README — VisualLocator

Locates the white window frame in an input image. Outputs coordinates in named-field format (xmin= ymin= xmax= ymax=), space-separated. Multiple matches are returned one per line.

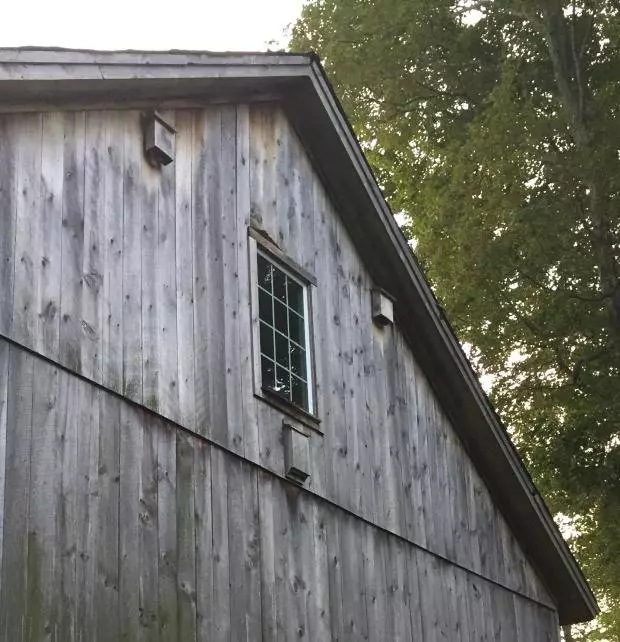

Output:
xmin=248 ymin=228 xmax=320 ymax=429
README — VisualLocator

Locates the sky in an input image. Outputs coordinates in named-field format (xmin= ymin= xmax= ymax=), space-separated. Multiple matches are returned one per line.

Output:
xmin=0 ymin=0 xmax=306 ymax=51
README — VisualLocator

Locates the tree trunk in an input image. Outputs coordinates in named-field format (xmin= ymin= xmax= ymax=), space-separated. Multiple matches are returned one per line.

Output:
xmin=539 ymin=2 xmax=620 ymax=337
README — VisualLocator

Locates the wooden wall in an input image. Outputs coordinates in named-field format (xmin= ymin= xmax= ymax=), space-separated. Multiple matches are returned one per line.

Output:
xmin=0 ymin=104 xmax=560 ymax=639
xmin=0 ymin=339 xmax=560 ymax=641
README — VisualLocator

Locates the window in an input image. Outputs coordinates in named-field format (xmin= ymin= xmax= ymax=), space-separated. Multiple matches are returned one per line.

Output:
xmin=256 ymin=250 xmax=314 ymax=414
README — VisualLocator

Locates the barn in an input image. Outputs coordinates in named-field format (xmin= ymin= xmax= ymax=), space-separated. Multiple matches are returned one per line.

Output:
xmin=0 ymin=48 xmax=597 ymax=640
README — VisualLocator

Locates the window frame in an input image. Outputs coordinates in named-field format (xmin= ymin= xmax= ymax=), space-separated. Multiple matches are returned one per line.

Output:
xmin=248 ymin=227 xmax=321 ymax=432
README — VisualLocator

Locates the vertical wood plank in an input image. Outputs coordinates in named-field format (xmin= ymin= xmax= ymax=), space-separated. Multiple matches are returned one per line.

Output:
xmin=325 ymin=504 xmax=345 ymax=642
xmin=221 ymin=105 xmax=243 ymax=453
xmin=37 ymin=112 xmax=64 ymax=360
xmin=56 ymin=364 xmax=80 ymax=641
xmin=123 ymin=113 xmax=144 ymax=403
xmin=205 ymin=107 xmax=227 ymax=445
xmin=0 ymin=346 xmax=34 ymax=640
xmin=0 ymin=341 xmax=7 ymax=611
xmin=307 ymin=499 xmax=331 ymax=642
xmin=194 ymin=439 xmax=213 ymax=640
xmin=12 ymin=113 xmax=42 ymax=348
xmin=0 ymin=116 xmax=16 ymax=336
xmin=283 ymin=485 xmax=311 ymax=642
xmin=156 ymin=111 xmax=180 ymax=423
xmin=119 ymin=403 xmax=142 ymax=642
xmin=81 ymin=111 xmax=106 ymax=383
xmin=141 ymin=151 xmax=161 ymax=413
xmin=96 ymin=392 xmax=121 ymax=642
xmin=157 ymin=419 xmax=178 ymax=642
xmin=25 ymin=360 xmax=60 ymax=642
xmin=0 ymin=340 xmax=7 ymax=603
xmin=236 ymin=103 xmax=259 ymax=463
xmin=139 ymin=415 xmax=160 ymax=642
xmin=192 ymin=109 xmax=211 ymax=439
xmin=363 ymin=525 xmax=386 ymax=642
xmin=176 ymin=431 xmax=197 ymax=642
xmin=174 ymin=110 xmax=196 ymax=432
xmin=228 ymin=459 xmax=262 ymax=641
xmin=76 ymin=380 xmax=100 ymax=642
xmin=101 ymin=113 xmax=124 ymax=392
xmin=210 ymin=446 xmax=231 ymax=642
xmin=59 ymin=111 xmax=86 ymax=374
xmin=258 ymin=471 xmax=278 ymax=641
xmin=340 ymin=514 xmax=368 ymax=642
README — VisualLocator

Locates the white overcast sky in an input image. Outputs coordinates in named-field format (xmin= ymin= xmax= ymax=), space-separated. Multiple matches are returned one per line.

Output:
xmin=0 ymin=0 xmax=306 ymax=51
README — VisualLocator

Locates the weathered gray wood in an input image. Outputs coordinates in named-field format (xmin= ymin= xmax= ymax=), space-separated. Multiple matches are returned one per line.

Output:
xmin=176 ymin=431 xmax=197 ymax=642
xmin=96 ymin=392 xmax=121 ymax=642
xmin=307 ymin=498 xmax=331 ymax=642
xmin=76 ymin=378 xmax=100 ymax=642
xmin=325 ymin=504 xmax=345 ymax=642
xmin=156 ymin=111 xmax=180 ymax=423
xmin=283 ymin=485 xmax=311 ymax=642
xmin=204 ymin=107 xmax=227 ymax=446
xmin=0 ymin=341 xmax=8 ymax=609
xmin=191 ymin=109 xmax=211 ymax=439
xmin=221 ymin=105 xmax=244 ymax=454
xmin=194 ymin=438 xmax=213 ymax=640
xmin=123 ymin=113 xmax=144 ymax=404
xmin=141 ymin=151 xmax=160 ymax=413
xmin=0 ymin=103 xmax=568 ymax=637
xmin=340 ymin=513 xmax=368 ymax=642
xmin=25 ymin=358 xmax=59 ymax=641
xmin=258 ymin=471 xmax=278 ymax=641
xmin=12 ymin=114 xmax=42 ymax=348
xmin=37 ymin=112 xmax=63 ymax=359
xmin=81 ymin=111 xmax=106 ymax=382
xmin=235 ymin=103 xmax=260 ymax=463
xmin=119 ymin=400 xmax=142 ymax=641
xmin=0 ymin=117 xmax=16 ymax=336
xmin=157 ymin=418 xmax=178 ymax=642
xmin=140 ymin=414 xmax=160 ymax=641
xmin=228 ymin=459 xmax=262 ymax=641
xmin=0 ymin=345 xmax=34 ymax=640
xmin=210 ymin=446 xmax=231 ymax=641
xmin=101 ymin=112 xmax=124 ymax=392
xmin=57 ymin=360 xmax=80 ymax=640
xmin=174 ymin=110 xmax=196 ymax=432
xmin=59 ymin=111 xmax=86 ymax=374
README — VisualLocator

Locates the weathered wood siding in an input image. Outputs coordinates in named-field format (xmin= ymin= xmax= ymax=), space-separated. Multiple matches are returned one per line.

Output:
xmin=0 ymin=339 xmax=560 ymax=641
xmin=0 ymin=104 xmax=559 ymax=639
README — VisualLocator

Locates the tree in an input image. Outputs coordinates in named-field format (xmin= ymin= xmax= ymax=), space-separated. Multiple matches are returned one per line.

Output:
xmin=291 ymin=0 xmax=620 ymax=637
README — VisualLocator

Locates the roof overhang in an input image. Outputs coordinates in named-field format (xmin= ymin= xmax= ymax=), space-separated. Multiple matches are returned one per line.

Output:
xmin=0 ymin=47 xmax=599 ymax=624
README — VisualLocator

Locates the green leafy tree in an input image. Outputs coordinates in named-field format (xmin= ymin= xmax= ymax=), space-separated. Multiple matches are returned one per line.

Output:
xmin=292 ymin=0 xmax=620 ymax=637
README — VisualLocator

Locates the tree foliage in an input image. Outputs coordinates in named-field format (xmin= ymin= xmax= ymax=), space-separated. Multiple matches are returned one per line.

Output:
xmin=292 ymin=0 xmax=620 ymax=637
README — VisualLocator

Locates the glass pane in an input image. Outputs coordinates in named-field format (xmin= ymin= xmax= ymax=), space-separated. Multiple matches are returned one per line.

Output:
xmin=289 ymin=310 xmax=305 ymax=347
xmin=287 ymin=279 xmax=304 ymax=314
xmin=273 ymin=267 xmax=287 ymax=303
xmin=290 ymin=343 xmax=306 ymax=379
xmin=258 ymin=288 xmax=273 ymax=326
xmin=274 ymin=299 xmax=288 ymax=334
xmin=275 ymin=366 xmax=291 ymax=399
xmin=257 ymin=254 xmax=272 ymax=292
xmin=259 ymin=321 xmax=274 ymax=359
xmin=261 ymin=356 xmax=275 ymax=390
xmin=275 ymin=331 xmax=289 ymax=369
xmin=292 ymin=375 xmax=308 ymax=409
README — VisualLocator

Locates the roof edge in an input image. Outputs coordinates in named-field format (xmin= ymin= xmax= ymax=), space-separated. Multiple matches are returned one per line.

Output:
xmin=303 ymin=56 xmax=598 ymax=624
